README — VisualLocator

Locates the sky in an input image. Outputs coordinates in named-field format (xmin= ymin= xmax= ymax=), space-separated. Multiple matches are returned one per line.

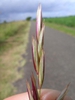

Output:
xmin=0 ymin=0 xmax=75 ymax=22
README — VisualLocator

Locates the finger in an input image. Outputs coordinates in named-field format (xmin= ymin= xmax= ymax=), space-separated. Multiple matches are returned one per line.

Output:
xmin=4 ymin=89 xmax=72 ymax=100
xmin=41 ymin=89 xmax=72 ymax=100
xmin=4 ymin=92 xmax=29 ymax=100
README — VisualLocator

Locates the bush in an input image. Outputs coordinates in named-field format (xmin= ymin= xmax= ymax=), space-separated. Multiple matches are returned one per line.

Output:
xmin=3 ymin=20 xmax=7 ymax=24
xmin=26 ymin=17 xmax=32 ymax=21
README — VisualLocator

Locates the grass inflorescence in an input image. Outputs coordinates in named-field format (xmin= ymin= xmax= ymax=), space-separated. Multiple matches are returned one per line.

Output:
xmin=27 ymin=5 xmax=70 ymax=100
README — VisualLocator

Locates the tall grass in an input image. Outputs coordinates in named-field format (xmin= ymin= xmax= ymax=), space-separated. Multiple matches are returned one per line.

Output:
xmin=44 ymin=16 xmax=75 ymax=28
xmin=0 ymin=21 xmax=26 ymax=54
xmin=0 ymin=21 xmax=25 ymax=43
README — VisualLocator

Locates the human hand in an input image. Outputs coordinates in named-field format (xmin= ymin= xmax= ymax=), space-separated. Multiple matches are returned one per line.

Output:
xmin=4 ymin=89 xmax=72 ymax=100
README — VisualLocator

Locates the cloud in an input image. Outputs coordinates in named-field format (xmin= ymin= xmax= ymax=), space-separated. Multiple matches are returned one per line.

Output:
xmin=0 ymin=0 xmax=75 ymax=22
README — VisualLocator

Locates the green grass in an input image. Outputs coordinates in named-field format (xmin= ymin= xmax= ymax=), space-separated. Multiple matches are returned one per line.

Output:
xmin=44 ymin=16 xmax=75 ymax=37
xmin=0 ymin=21 xmax=27 ymax=54
xmin=45 ymin=22 xmax=75 ymax=37
xmin=0 ymin=21 xmax=24 ymax=42
xmin=0 ymin=21 xmax=30 ymax=100
xmin=44 ymin=16 xmax=75 ymax=27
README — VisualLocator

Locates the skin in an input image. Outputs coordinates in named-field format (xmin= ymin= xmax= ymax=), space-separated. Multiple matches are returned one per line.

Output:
xmin=4 ymin=89 xmax=72 ymax=100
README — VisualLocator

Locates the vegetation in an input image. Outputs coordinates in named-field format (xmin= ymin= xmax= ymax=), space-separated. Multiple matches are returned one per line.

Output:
xmin=0 ymin=21 xmax=30 ymax=100
xmin=44 ymin=16 xmax=75 ymax=36
xmin=26 ymin=17 xmax=32 ymax=21
xmin=44 ymin=16 xmax=75 ymax=27
xmin=27 ymin=5 xmax=69 ymax=100
xmin=0 ymin=21 xmax=24 ymax=43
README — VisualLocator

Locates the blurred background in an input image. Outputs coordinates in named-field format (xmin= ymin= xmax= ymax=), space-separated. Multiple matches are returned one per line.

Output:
xmin=0 ymin=0 xmax=75 ymax=100
xmin=0 ymin=0 xmax=75 ymax=22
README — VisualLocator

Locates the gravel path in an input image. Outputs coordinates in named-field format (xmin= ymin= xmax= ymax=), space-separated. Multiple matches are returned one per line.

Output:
xmin=14 ymin=21 xmax=75 ymax=99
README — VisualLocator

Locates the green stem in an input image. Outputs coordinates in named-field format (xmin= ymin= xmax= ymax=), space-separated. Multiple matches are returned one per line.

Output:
xmin=38 ymin=88 xmax=41 ymax=100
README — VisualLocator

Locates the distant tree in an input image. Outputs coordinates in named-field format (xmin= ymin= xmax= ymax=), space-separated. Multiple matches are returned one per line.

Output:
xmin=3 ymin=20 xmax=7 ymax=23
xmin=26 ymin=17 xmax=32 ymax=21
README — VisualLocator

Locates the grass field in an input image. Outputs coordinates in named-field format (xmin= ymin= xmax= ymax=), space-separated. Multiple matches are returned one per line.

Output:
xmin=0 ymin=21 xmax=30 ymax=100
xmin=44 ymin=16 xmax=75 ymax=27
xmin=44 ymin=16 xmax=75 ymax=36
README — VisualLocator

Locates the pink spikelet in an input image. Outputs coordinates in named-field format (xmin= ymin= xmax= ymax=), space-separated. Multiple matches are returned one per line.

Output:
xmin=27 ymin=4 xmax=69 ymax=100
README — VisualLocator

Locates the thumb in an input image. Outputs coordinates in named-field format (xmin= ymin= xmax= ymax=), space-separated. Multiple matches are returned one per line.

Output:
xmin=41 ymin=89 xmax=72 ymax=100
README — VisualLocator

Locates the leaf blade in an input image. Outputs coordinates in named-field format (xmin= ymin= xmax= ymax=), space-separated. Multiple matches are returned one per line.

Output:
xmin=56 ymin=83 xmax=70 ymax=100
xmin=32 ymin=38 xmax=38 ymax=74
xmin=31 ymin=74 xmax=39 ymax=100
xmin=26 ymin=81 xmax=34 ymax=100
xmin=38 ymin=25 xmax=45 ymax=57
xmin=38 ymin=50 xmax=45 ymax=88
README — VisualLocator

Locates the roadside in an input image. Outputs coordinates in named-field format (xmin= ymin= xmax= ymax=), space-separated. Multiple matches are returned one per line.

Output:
xmin=45 ymin=22 xmax=75 ymax=37
xmin=0 ymin=21 xmax=30 ymax=100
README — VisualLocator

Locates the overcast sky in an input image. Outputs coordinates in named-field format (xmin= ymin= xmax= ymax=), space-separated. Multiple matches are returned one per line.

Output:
xmin=0 ymin=0 xmax=75 ymax=22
